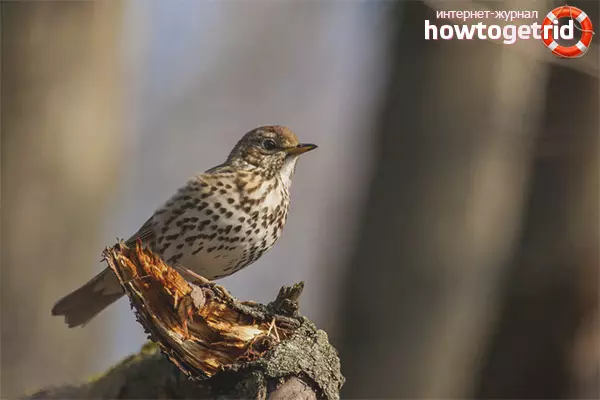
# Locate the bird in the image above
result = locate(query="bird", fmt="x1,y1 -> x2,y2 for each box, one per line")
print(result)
52,125 -> 317,328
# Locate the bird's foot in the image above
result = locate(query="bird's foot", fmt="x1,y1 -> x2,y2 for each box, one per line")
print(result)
204,281 -> 235,302
190,279 -> 235,303
176,266 -> 235,303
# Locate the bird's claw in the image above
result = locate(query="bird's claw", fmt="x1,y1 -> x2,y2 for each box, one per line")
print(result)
190,279 -> 235,303
207,282 -> 235,302
176,266 -> 235,302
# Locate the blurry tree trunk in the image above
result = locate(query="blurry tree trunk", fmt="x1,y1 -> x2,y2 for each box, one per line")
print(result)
1,2 -> 124,397
475,1 -> 599,395
475,69 -> 599,397
338,0 -> 551,397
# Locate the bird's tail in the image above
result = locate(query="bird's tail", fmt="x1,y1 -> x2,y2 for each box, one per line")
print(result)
52,267 -> 123,328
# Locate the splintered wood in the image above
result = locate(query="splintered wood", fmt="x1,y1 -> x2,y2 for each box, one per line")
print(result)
103,241 -> 296,378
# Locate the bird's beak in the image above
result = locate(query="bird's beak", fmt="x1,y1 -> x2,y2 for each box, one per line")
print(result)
284,143 -> 318,155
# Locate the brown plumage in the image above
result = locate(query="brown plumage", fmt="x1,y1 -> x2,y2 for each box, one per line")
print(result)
52,126 -> 317,327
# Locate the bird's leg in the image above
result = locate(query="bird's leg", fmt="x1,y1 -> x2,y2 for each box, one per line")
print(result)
202,281 -> 235,302
174,265 -> 210,284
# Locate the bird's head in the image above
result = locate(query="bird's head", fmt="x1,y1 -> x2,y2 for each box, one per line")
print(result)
227,125 -> 317,183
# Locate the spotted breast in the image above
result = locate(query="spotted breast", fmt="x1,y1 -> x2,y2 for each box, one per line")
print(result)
150,169 -> 290,280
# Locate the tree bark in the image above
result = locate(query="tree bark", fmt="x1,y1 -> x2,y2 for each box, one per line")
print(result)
28,342 -> 326,400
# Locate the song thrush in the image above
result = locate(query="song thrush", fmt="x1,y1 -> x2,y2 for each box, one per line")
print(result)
52,125 -> 317,327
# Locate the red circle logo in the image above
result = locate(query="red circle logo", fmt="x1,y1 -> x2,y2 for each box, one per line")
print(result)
542,5 -> 595,58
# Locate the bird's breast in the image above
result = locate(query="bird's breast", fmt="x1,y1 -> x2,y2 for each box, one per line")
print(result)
153,176 -> 289,280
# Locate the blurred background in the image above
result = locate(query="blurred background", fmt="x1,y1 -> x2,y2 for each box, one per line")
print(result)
1,0 -> 598,398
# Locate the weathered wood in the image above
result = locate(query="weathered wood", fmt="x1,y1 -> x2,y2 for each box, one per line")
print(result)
27,242 -> 344,399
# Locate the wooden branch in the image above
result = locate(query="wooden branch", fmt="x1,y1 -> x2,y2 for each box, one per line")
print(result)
28,242 -> 344,399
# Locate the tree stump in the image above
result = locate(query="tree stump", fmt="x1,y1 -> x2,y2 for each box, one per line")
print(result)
28,242 -> 344,399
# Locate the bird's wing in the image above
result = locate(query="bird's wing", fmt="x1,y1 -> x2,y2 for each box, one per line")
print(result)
123,174 -> 215,250
125,217 -> 156,248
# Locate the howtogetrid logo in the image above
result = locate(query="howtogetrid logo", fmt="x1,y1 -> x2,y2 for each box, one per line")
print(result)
425,4 -> 595,59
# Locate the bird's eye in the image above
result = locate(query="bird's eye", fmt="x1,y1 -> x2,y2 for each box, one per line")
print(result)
262,139 -> 277,151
